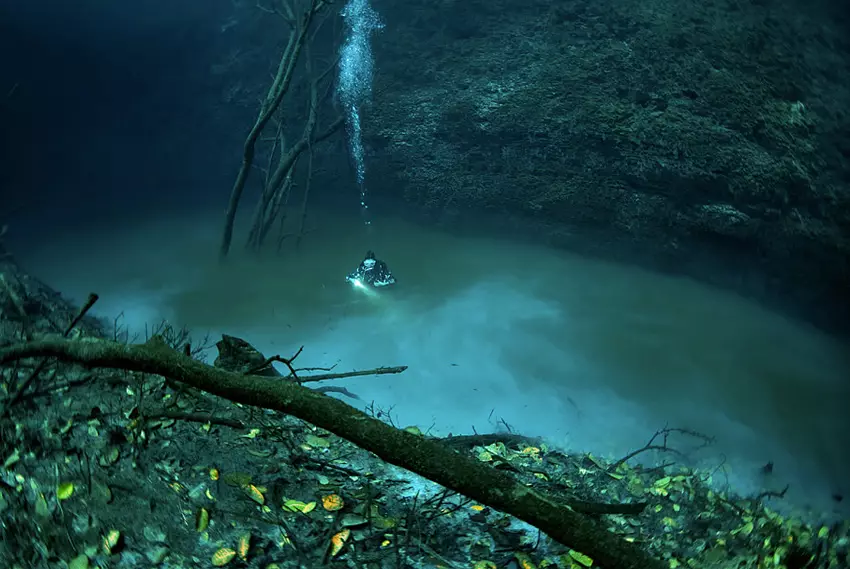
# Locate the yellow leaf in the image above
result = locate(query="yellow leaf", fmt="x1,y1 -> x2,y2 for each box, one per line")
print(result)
477,451 -> 493,462
196,508 -> 210,532
731,521 -> 754,537
403,426 -> 422,436
3,448 -> 20,469
515,551 -> 537,569
57,482 -> 75,500
242,428 -> 261,439
282,499 -> 305,512
282,499 -> 317,514
209,468 -> 219,481
585,453 -> 604,468
329,529 -> 351,557
243,484 -> 265,505
322,494 -> 344,511
305,434 -> 330,448
470,504 -> 485,512
472,562 -> 497,569
568,550 -> 594,567
237,532 -> 251,560
211,547 -> 237,566
102,529 -> 121,555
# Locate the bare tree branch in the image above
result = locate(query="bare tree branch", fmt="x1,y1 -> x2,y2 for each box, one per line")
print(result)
220,0 -> 325,259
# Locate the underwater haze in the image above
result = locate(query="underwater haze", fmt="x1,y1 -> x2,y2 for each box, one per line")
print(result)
3,0 -> 850,535
18,207 -> 850,521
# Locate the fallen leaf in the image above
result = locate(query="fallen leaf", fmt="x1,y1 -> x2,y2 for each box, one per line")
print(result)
196,508 -> 210,532
515,551 -> 537,569
242,428 -> 261,439
211,547 -> 236,566
282,499 -> 316,514
568,550 -> 594,567
329,529 -> 351,557
243,484 -> 265,505
237,532 -> 251,560
57,482 -> 75,501
322,494 -> 344,511
102,529 -> 121,555
305,434 -> 330,448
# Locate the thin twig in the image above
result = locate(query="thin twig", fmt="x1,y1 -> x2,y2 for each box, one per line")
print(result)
144,410 -> 247,430
2,293 -> 99,413
247,345 -> 304,378
296,366 -> 408,383
609,426 -> 714,472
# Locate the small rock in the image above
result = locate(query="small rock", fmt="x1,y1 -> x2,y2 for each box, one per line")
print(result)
340,513 -> 369,528
146,545 -> 169,564
143,525 -> 167,543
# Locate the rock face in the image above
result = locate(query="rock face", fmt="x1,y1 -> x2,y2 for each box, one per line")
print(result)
362,0 -> 850,334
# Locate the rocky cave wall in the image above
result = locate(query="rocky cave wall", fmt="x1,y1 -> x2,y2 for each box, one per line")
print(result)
359,0 -> 850,334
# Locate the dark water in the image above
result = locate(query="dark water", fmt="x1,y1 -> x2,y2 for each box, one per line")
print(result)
18,207 -> 850,520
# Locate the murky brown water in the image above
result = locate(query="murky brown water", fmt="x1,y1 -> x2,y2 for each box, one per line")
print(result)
20,207 -> 850,520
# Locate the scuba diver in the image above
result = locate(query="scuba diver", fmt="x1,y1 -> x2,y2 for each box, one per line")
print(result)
346,250 -> 396,288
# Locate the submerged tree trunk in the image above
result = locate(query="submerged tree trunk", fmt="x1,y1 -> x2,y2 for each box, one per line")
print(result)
219,0 -> 328,260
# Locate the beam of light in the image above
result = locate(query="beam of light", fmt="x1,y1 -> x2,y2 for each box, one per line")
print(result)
350,278 -> 378,298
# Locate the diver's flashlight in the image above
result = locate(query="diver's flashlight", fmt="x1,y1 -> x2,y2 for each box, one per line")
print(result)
349,277 -> 377,297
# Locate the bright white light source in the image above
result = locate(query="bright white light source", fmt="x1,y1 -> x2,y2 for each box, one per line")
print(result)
349,277 -> 378,298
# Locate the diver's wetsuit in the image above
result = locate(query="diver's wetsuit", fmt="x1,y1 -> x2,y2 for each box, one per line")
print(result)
346,250 -> 396,287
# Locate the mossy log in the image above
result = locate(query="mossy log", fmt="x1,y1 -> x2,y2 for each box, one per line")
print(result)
0,335 -> 664,569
